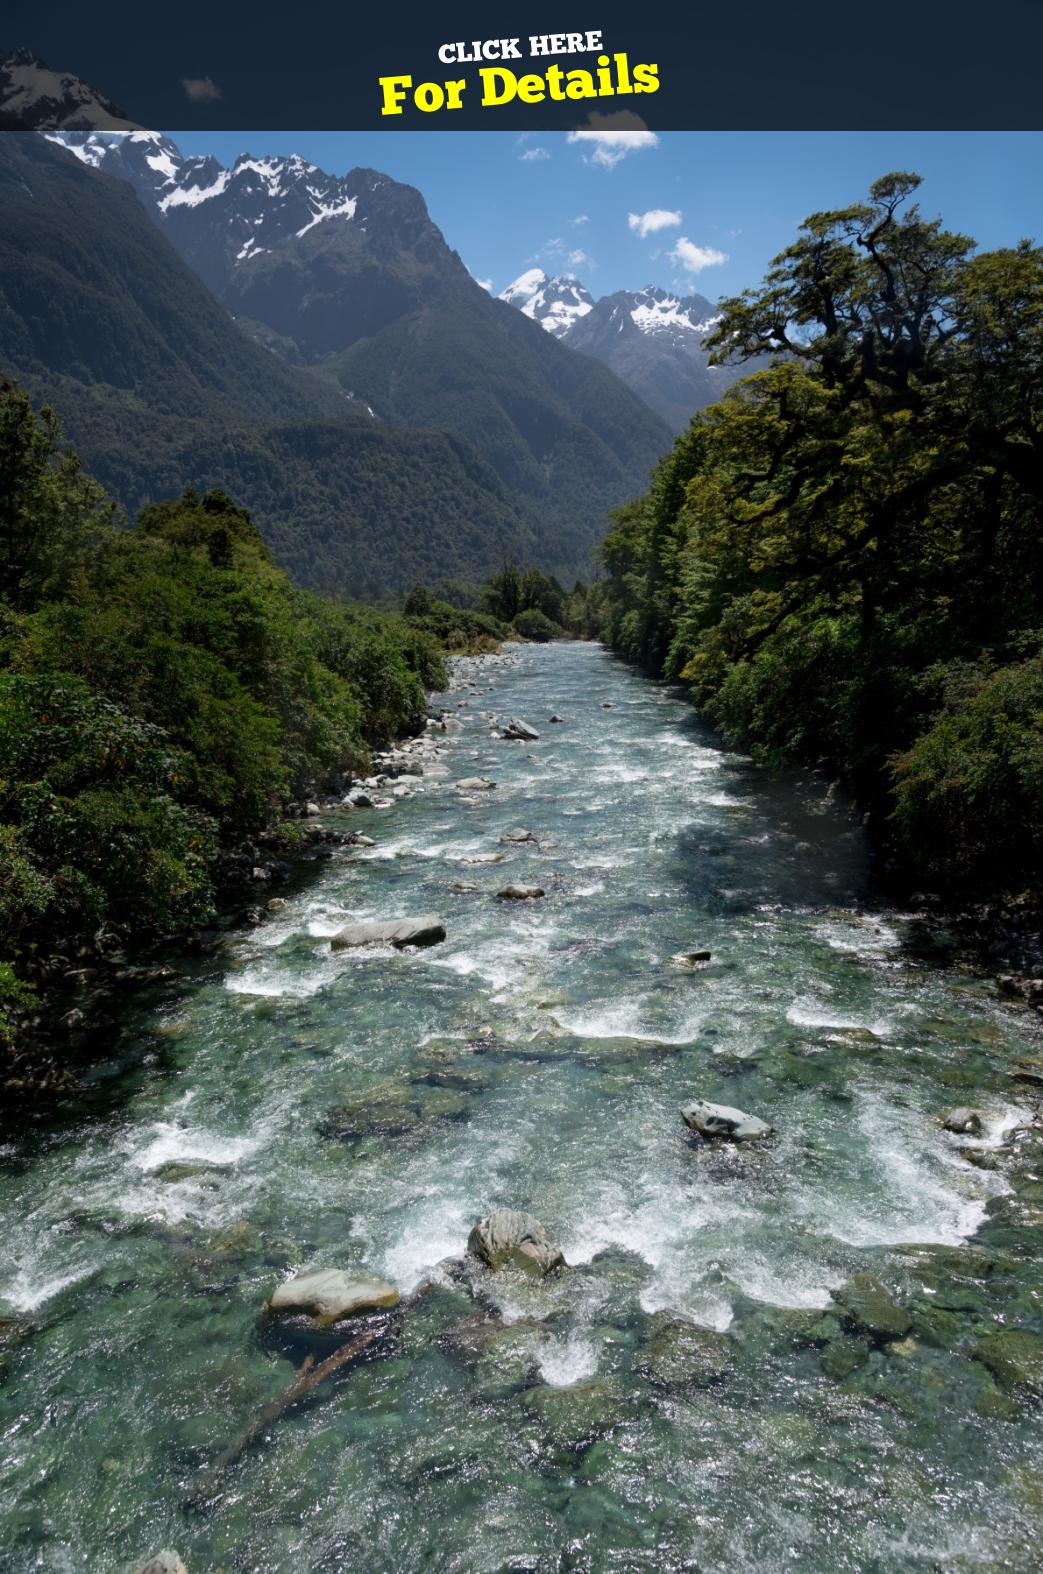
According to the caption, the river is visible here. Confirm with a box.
[2,641,1042,1571]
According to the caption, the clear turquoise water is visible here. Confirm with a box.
[2,641,1042,1571]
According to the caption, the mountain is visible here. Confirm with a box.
[498,269,595,337]
[0,48,138,130]
[47,131,672,582]
[498,271,752,433]
[0,133,537,596]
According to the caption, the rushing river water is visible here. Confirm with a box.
[2,641,1043,1572]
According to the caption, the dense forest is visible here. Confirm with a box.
[597,174,1043,904]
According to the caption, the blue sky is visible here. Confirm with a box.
[166,130,1043,303]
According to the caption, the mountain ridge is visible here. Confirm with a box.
[498,267,755,432]
[47,130,672,579]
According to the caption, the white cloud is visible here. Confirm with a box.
[181,76,222,103]
[572,213,590,225]
[567,249,589,267]
[566,128,659,169]
[628,208,682,239]
[670,236,728,274]
[519,146,550,162]
[476,278,493,292]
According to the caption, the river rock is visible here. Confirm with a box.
[130,1553,188,1574]
[943,1107,984,1135]
[497,885,545,901]
[502,828,537,843]
[671,950,712,966]
[322,1079,469,1139]
[468,1208,565,1276]
[502,718,540,741]
[549,714,564,723]
[1009,1056,1043,1085]
[974,1328,1043,1394]
[636,1311,734,1387]
[456,777,496,791]
[331,915,445,950]
[347,790,374,808]
[267,1270,400,1323]
[831,1274,912,1340]
[681,1099,773,1142]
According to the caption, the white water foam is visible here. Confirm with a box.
[538,1334,599,1387]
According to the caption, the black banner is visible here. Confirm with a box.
[3,0,1042,131]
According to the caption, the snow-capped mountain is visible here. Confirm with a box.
[0,49,137,130]
[499,272,749,432]
[498,268,594,337]
[38,128,669,583]
[45,131,386,302]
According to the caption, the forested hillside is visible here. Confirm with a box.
[0,135,539,596]
[598,174,1043,901]
[0,383,453,1081]
[46,130,673,585]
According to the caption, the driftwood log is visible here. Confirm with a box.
[191,1325,380,1499]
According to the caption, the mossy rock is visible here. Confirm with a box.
[974,1328,1043,1394]
[635,1312,734,1387]
[910,1302,963,1350]
[975,1381,1020,1422]
[521,1377,628,1447]
[831,1275,912,1341]
[820,1338,870,1380]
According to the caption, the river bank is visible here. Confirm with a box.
[2,641,1043,1571]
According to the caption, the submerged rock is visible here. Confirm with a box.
[820,1338,870,1380]
[497,885,545,901]
[671,950,712,966]
[831,1274,912,1341]
[943,1107,984,1135]
[502,719,540,741]
[331,915,445,950]
[636,1312,734,1387]
[267,1269,400,1324]
[455,777,497,791]
[468,1208,565,1276]
[521,1377,624,1444]
[130,1552,188,1574]
[1009,1056,1043,1085]
[974,1328,1043,1394]
[322,1079,469,1139]
[681,1099,773,1142]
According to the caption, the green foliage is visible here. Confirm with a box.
[0,390,449,1074]
[0,961,36,1049]
[513,607,561,643]
[892,657,1043,889]
[596,173,1043,900]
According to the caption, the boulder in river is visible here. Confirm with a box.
[497,885,545,901]
[130,1553,189,1574]
[943,1107,984,1135]
[974,1327,1043,1394]
[549,714,564,723]
[502,828,537,843]
[681,1099,773,1142]
[468,1208,565,1276]
[267,1269,400,1324]
[636,1311,735,1388]
[1009,1056,1043,1085]
[671,950,712,966]
[455,777,497,791]
[502,719,540,741]
[831,1274,911,1341]
[331,915,445,950]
